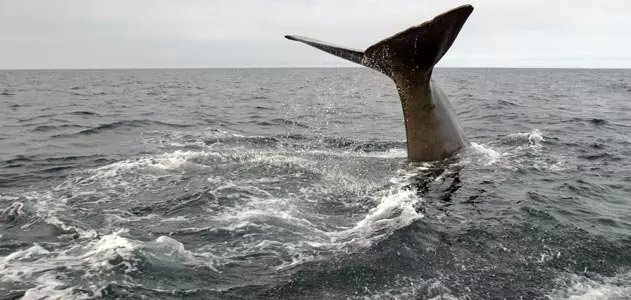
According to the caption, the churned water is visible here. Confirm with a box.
[1,68,631,299]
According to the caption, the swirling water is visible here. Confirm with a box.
[1,68,631,299]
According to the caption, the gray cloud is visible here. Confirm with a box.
[1,0,630,69]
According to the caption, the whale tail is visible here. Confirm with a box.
[284,4,473,82]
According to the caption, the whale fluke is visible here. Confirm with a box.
[285,5,474,161]
[364,4,473,80]
[284,35,364,65]
[285,4,473,80]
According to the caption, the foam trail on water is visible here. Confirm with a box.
[546,272,631,300]
[3,128,567,297]
[1,229,138,299]
[328,186,422,247]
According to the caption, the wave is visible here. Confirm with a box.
[9,105,27,111]
[32,124,86,132]
[610,82,631,92]
[497,99,522,106]
[27,146,418,274]
[314,137,406,153]
[247,95,268,100]
[203,135,281,148]
[578,152,621,161]
[3,154,110,166]
[589,118,608,126]
[199,133,406,154]
[250,118,310,129]
[546,117,609,126]
[546,272,631,300]
[17,111,101,124]
[496,129,545,147]
[17,113,58,123]
[1,154,113,187]
[129,189,213,217]
[0,202,26,223]
[276,133,308,141]
[68,111,99,116]
[53,120,194,137]
[70,91,107,96]
[3,155,34,165]
[2,126,621,298]
[163,128,405,154]
[0,229,138,299]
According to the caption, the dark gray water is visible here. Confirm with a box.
[1,68,631,299]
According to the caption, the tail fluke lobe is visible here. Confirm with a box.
[363,4,474,79]
[284,5,473,81]
[284,35,364,66]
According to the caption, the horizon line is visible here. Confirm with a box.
[1,66,630,71]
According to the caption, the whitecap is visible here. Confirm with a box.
[546,272,631,300]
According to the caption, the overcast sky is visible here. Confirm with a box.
[2,0,630,69]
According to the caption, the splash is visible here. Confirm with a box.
[546,272,631,300]
[0,229,138,299]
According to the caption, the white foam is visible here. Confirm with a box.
[546,272,631,300]
[151,235,219,272]
[4,127,573,297]
[21,273,93,300]
[341,188,421,240]
[86,230,136,268]
[4,244,49,263]
[206,176,225,184]
[44,214,97,239]
[44,150,230,210]
[0,139,431,288]
[455,129,569,173]
[528,129,544,145]
[238,151,317,170]
[0,201,24,219]
[346,278,456,300]
[184,163,425,271]
[53,145,402,218]
[90,150,222,178]
[507,129,544,143]
[4,191,98,241]
[160,215,189,223]
[349,148,408,158]
[505,129,545,152]
[148,128,230,149]
[461,142,503,166]
[549,160,568,172]
[0,229,139,299]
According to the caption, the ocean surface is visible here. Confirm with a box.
[1,68,630,299]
